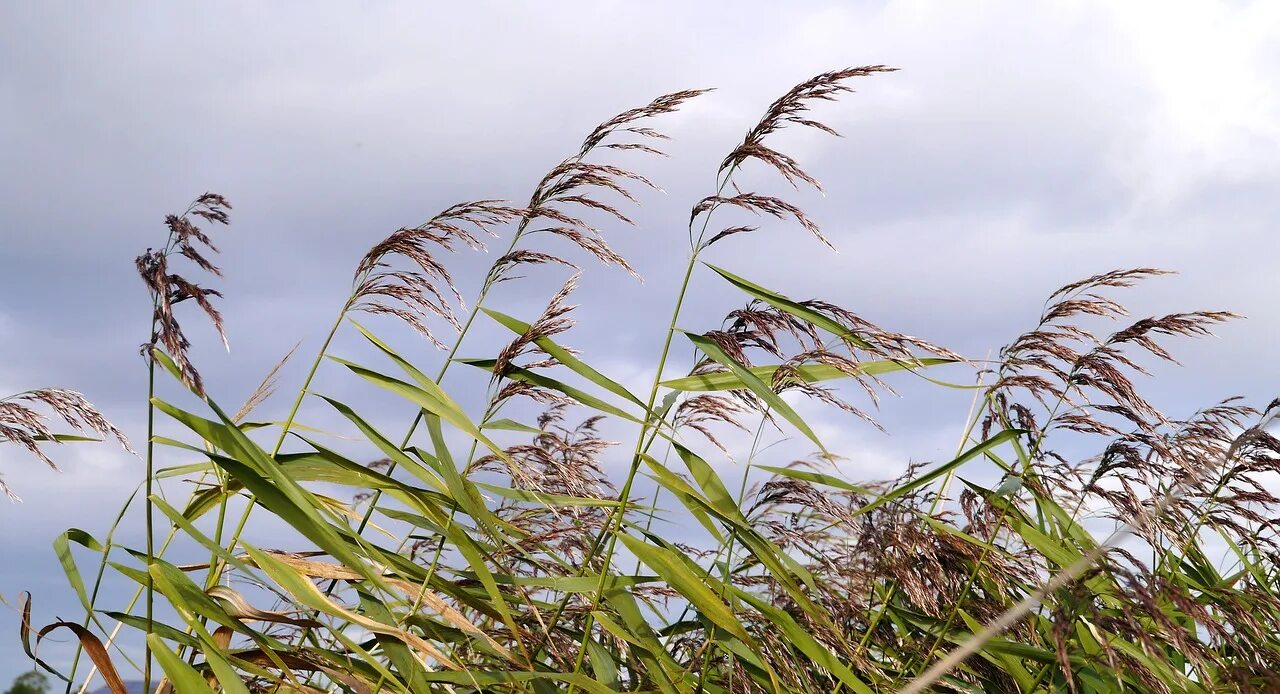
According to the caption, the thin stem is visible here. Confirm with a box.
[562,252,698,688]
[212,302,349,576]
[539,167,737,679]
[76,517,188,693]
[695,417,768,692]
[64,486,140,694]
[143,335,157,693]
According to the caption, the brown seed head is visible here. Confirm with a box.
[137,193,233,396]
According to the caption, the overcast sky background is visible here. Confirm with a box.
[2,0,1279,681]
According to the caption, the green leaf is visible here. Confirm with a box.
[619,533,752,643]
[598,589,685,694]
[457,572,660,592]
[730,586,874,694]
[31,433,104,443]
[148,634,214,694]
[671,443,739,520]
[957,609,1036,691]
[482,418,543,434]
[244,545,460,671]
[586,637,620,689]
[149,495,258,582]
[332,356,515,463]
[458,358,643,423]
[475,482,623,507]
[706,265,874,349]
[776,428,1023,520]
[683,330,827,453]
[53,528,102,612]
[482,307,647,408]
[152,396,385,589]
[358,589,432,692]
[317,394,448,493]
[645,450,819,597]
[413,671,619,693]
[103,612,199,649]
[639,455,725,543]
[660,358,955,392]
[147,558,249,634]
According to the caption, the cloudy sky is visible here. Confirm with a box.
[2,0,1278,681]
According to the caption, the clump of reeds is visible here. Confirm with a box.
[16,67,1280,694]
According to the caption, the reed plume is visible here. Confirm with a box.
[136,193,232,396]
[0,389,130,500]
[353,200,522,348]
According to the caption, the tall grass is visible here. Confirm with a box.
[13,67,1280,693]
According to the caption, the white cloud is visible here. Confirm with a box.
[1107,0,1280,201]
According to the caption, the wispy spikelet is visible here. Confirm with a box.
[702,224,759,248]
[493,381,573,409]
[800,299,964,363]
[231,342,299,424]
[774,350,884,430]
[721,66,896,189]
[491,273,580,380]
[695,67,894,253]
[751,458,1030,643]
[494,89,709,283]
[489,250,578,285]
[352,200,521,348]
[475,404,616,499]
[540,224,641,279]
[578,89,709,156]
[684,297,959,432]
[473,406,619,589]
[1046,267,1172,302]
[1078,398,1280,555]
[694,193,831,250]
[674,394,751,453]
[137,193,232,396]
[986,269,1238,450]
[726,301,819,346]
[0,389,132,501]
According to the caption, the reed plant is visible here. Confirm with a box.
[13,66,1280,693]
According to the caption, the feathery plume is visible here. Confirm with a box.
[720,66,897,189]
[494,89,710,284]
[697,67,894,252]
[351,200,522,348]
[137,193,233,396]
[491,273,580,380]
[0,389,131,500]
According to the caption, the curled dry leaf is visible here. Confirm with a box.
[22,593,127,694]
[207,585,324,627]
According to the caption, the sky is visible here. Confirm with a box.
[2,0,1279,682]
